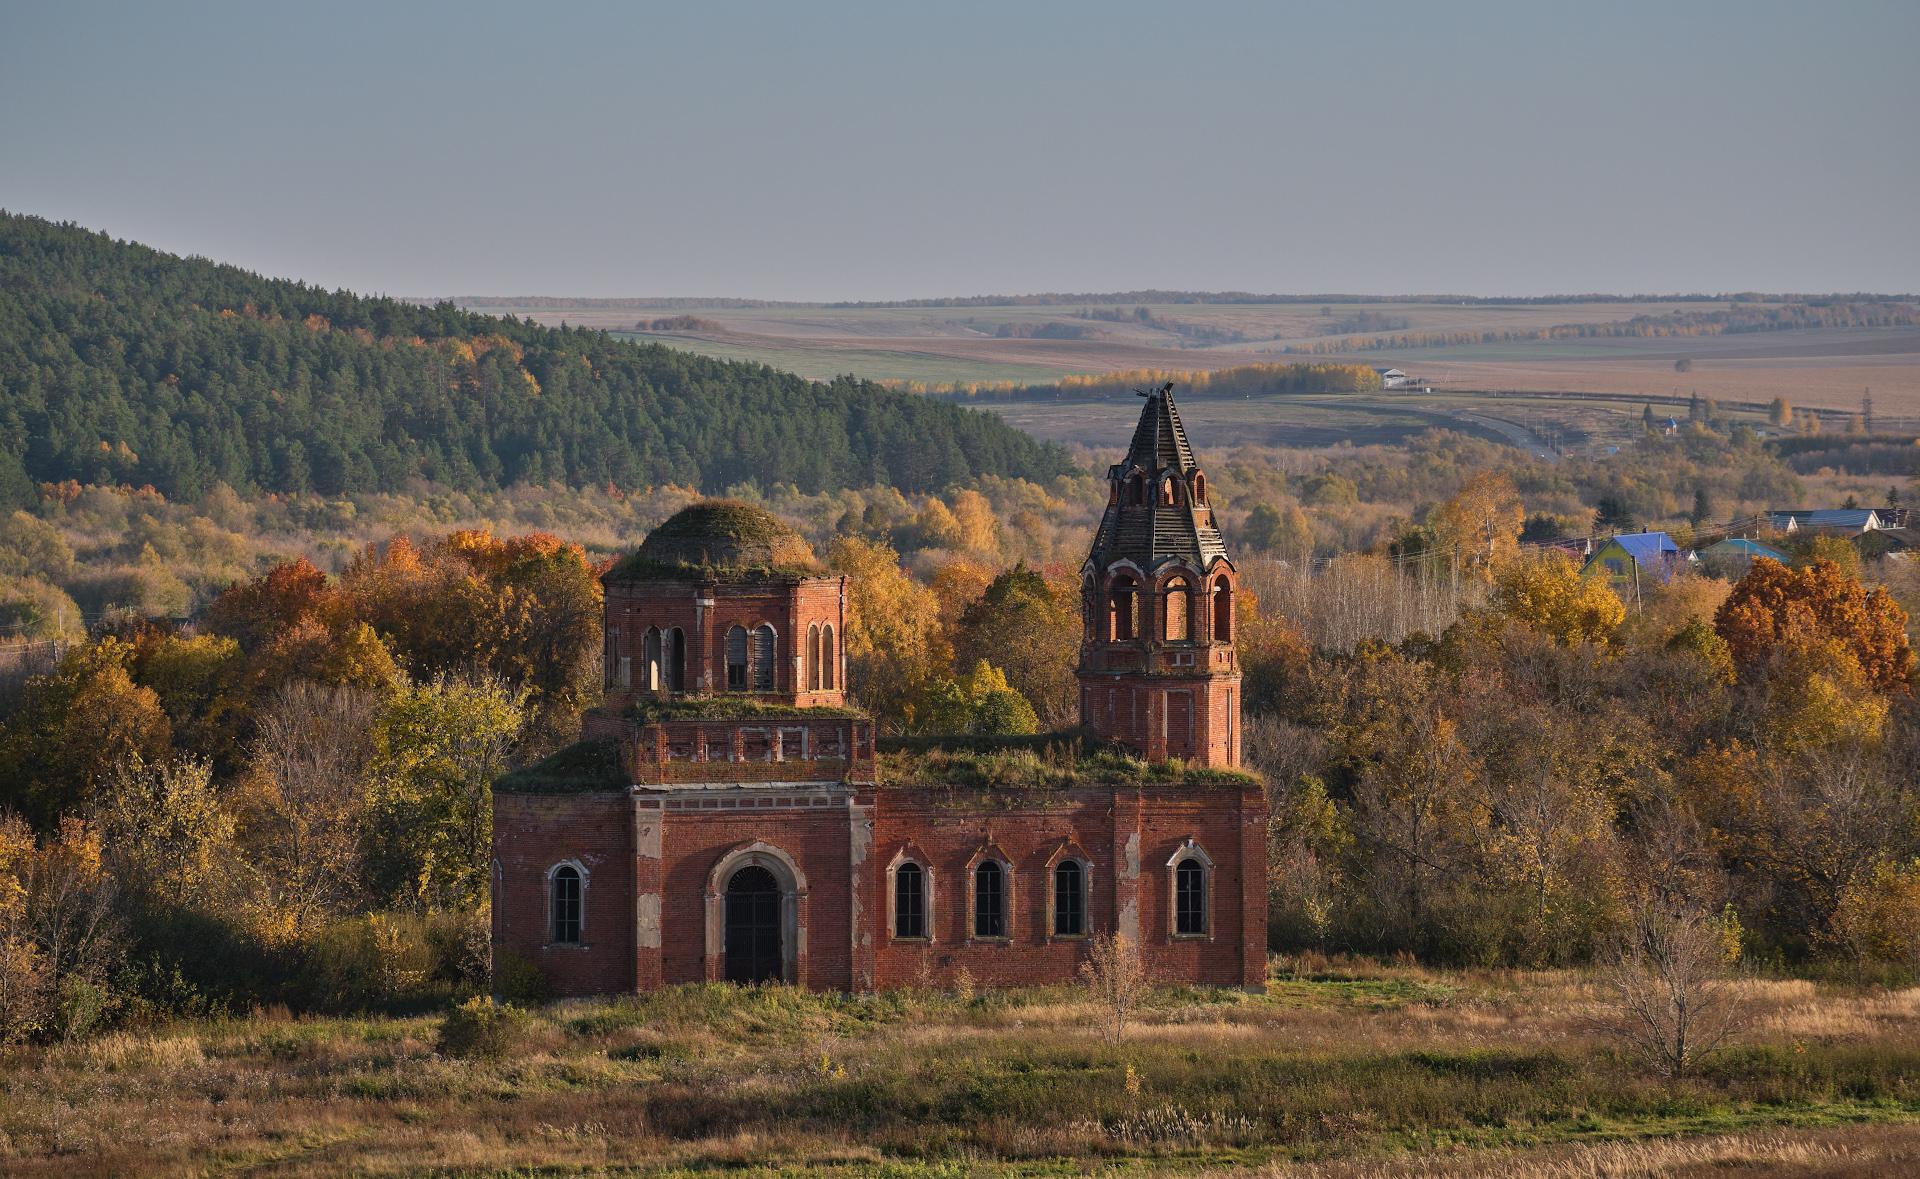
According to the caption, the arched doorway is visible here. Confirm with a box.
[724,865,783,983]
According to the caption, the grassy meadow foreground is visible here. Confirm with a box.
[5,960,1920,1177]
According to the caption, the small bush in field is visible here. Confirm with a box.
[492,950,550,1006]
[436,996,531,1060]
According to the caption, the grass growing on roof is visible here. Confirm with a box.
[495,736,626,793]
[623,697,865,723]
[880,740,1260,789]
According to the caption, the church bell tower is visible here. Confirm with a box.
[1077,383,1241,767]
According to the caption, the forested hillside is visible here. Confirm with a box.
[0,213,1071,501]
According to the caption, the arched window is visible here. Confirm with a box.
[725,625,749,691]
[1175,858,1208,936]
[973,860,1006,938]
[821,625,835,690]
[894,861,926,939]
[550,864,583,944]
[1191,471,1207,503]
[808,624,822,691]
[1163,576,1192,642]
[1053,859,1085,937]
[1107,573,1138,642]
[751,624,776,692]
[1160,477,1176,506]
[643,627,663,691]
[1212,577,1233,642]
[668,627,686,692]
[1127,475,1145,507]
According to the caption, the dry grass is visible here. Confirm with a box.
[1,962,1918,1176]
[1255,1121,1920,1177]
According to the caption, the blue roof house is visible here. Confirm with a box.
[1699,537,1787,578]
[1583,531,1681,595]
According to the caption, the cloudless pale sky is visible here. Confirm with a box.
[2,0,1915,299]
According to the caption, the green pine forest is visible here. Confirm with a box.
[0,212,1071,504]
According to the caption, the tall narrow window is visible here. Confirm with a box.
[1191,472,1207,503]
[751,624,776,691]
[643,627,662,690]
[1108,575,1138,642]
[974,861,1005,938]
[1160,477,1176,505]
[808,624,822,691]
[821,625,835,690]
[668,627,686,692]
[1175,858,1208,936]
[551,865,582,944]
[1053,860,1085,937]
[725,625,748,691]
[1212,578,1233,642]
[895,862,926,939]
[1163,576,1192,642]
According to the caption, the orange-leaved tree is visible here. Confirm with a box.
[1714,558,1912,692]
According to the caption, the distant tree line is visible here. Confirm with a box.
[910,362,1384,402]
[0,213,1071,504]
[1283,302,1920,355]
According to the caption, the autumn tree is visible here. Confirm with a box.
[96,756,236,910]
[953,564,1078,728]
[363,675,525,913]
[1430,472,1525,576]
[829,535,945,731]
[1489,551,1625,646]
[1769,397,1793,428]
[235,681,379,935]
[0,641,172,829]
[1831,858,1920,974]
[919,662,1039,736]
[343,531,602,741]
[1715,558,1912,691]
[0,815,123,1042]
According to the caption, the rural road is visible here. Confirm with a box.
[1342,399,1561,461]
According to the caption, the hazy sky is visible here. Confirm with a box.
[3,0,1915,300]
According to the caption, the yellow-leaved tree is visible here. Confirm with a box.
[829,535,945,732]
[363,675,525,913]
[1490,551,1625,645]
[1431,471,1525,577]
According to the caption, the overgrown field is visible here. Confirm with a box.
[6,959,1920,1177]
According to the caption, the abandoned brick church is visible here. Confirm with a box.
[492,385,1266,995]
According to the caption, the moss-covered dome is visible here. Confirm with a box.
[607,500,823,582]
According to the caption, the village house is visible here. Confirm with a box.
[1766,508,1884,534]
[1582,531,1680,596]
[491,386,1266,996]
[1697,536,1788,579]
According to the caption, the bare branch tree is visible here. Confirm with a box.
[245,680,378,932]
[1603,898,1745,1080]
[1080,931,1147,1046]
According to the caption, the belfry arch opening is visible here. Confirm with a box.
[1107,573,1139,642]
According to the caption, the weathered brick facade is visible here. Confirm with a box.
[494,775,1265,995]
[493,397,1266,997]
[1076,382,1242,767]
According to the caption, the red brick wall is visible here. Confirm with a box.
[870,784,1263,990]
[603,575,846,707]
[653,805,859,989]
[493,782,1265,998]
[492,791,636,997]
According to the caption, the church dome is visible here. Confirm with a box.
[609,500,823,582]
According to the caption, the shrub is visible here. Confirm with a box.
[492,950,550,1007]
[437,995,531,1060]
